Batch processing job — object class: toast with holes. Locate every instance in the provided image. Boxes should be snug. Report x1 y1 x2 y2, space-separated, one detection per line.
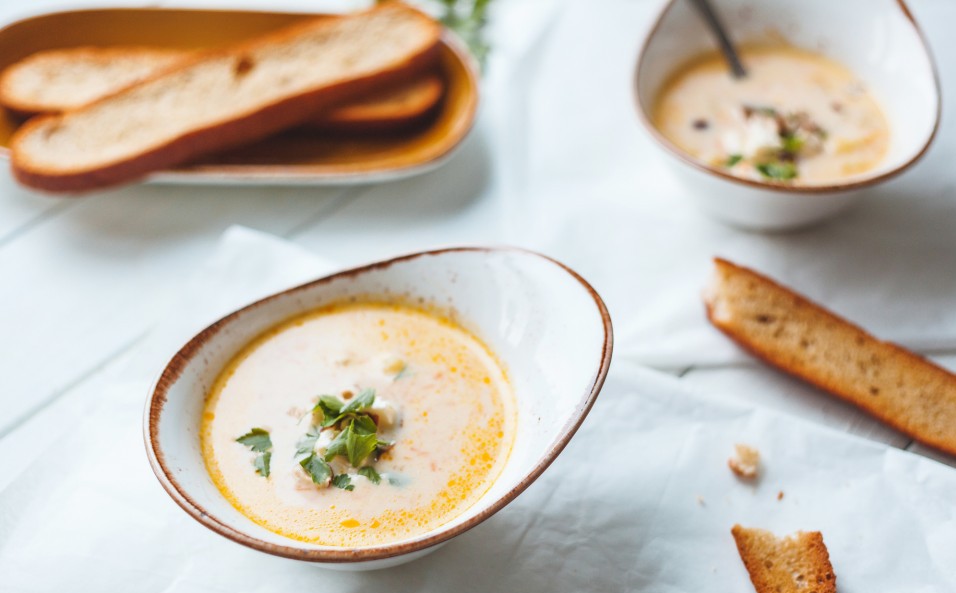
0 46 444 132
732 525 836 593
9 2 442 193
704 257 956 456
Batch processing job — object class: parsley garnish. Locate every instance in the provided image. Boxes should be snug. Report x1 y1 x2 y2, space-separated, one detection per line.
323 419 382 468
300 454 332 486
294 426 322 461
780 132 804 156
332 474 354 491
296 389 393 491
756 161 798 181
236 428 272 478
359 466 382 484
314 388 375 428
725 154 743 167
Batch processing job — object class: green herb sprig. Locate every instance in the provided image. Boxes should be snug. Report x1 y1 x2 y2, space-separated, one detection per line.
236 428 272 478
296 389 394 491
438 0 492 67
756 161 798 181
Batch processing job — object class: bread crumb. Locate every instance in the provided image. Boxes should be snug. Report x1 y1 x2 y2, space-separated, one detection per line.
728 443 760 479
777 490 784 501
696 495 706 507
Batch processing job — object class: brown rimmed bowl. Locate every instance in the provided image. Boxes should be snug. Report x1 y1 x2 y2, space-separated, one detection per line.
144 247 613 570
634 0 940 231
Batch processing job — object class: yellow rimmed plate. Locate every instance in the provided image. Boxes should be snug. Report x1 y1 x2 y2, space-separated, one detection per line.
0 8 479 186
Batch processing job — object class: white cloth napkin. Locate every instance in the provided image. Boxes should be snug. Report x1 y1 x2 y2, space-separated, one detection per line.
1 228 954 592
491 0 956 368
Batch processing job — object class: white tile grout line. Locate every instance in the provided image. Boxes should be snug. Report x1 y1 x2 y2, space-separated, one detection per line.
676 366 696 379
0 199 75 249
286 185 369 240
0 185 366 437
0 331 147 441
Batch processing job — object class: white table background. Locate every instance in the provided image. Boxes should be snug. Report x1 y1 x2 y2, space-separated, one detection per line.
1 0 955 587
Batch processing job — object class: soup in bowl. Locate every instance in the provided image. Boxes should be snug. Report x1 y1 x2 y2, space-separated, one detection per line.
145 247 612 570
634 0 939 230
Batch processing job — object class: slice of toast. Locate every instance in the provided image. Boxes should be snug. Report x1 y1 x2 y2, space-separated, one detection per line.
705 258 956 456
10 3 441 193
731 525 836 593
0 46 444 131
309 74 444 132
0 47 187 116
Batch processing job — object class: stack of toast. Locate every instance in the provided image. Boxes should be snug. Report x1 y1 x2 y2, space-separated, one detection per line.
0 3 447 193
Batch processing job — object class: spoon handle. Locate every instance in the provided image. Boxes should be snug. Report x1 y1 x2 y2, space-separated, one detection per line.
689 0 747 78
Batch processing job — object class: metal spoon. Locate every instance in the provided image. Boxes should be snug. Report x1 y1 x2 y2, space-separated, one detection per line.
689 0 747 78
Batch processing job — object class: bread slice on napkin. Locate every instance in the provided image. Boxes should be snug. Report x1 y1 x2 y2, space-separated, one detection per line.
10 2 441 193
704 257 956 456
732 525 836 593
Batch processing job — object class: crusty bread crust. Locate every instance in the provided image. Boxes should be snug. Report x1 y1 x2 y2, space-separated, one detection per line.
312 74 444 133
10 3 441 194
705 257 956 456
732 525 836 593
0 46 444 133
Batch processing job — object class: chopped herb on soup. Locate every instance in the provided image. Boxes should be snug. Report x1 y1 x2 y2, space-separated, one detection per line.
654 46 889 185
202 304 516 547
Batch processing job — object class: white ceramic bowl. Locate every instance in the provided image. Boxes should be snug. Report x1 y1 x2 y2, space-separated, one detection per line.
144 247 612 570
634 0 940 231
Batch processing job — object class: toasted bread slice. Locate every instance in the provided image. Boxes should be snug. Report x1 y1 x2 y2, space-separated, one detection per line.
310 74 444 132
705 258 956 456
0 47 187 116
0 46 444 131
732 525 836 593
10 3 441 193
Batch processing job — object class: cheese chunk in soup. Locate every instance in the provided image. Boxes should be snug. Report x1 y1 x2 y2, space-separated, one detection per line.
653 46 889 185
201 303 516 547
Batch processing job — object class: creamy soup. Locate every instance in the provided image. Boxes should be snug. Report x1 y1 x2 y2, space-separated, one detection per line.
201 303 516 547
652 46 889 185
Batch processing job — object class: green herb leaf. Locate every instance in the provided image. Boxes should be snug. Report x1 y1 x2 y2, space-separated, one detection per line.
358 466 382 485
433 0 493 67
253 451 271 478
323 428 349 463
725 154 743 167
332 474 354 491
300 454 332 485
780 133 804 155
341 388 375 415
351 414 378 436
236 428 272 453
345 422 380 468
756 161 798 181
237 428 272 478
295 427 322 461
315 395 344 427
